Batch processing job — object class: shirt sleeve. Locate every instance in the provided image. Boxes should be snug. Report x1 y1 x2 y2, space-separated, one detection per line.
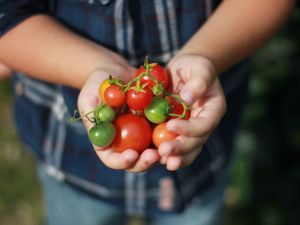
0 0 47 36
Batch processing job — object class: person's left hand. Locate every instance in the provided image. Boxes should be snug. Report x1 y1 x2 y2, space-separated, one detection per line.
158 54 226 171
78 65 160 173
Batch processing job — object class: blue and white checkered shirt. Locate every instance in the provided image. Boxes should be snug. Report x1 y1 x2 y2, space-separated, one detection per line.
1 0 250 215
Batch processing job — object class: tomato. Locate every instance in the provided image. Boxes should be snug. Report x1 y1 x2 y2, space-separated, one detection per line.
136 63 169 88
112 114 152 153
89 122 116 147
126 87 152 110
98 79 111 102
152 122 178 148
144 97 170 124
94 104 115 123
104 85 125 108
166 96 191 120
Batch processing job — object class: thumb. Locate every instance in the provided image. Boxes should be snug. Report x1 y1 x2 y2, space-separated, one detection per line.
179 61 216 105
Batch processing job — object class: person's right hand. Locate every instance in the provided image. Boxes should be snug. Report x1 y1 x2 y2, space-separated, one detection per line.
78 66 160 172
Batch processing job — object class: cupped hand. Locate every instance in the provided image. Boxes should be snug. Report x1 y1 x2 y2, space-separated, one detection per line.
159 54 226 171
78 66 160 172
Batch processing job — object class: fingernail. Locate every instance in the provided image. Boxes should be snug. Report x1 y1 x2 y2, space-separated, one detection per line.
166 121 177 132
181 91 194 105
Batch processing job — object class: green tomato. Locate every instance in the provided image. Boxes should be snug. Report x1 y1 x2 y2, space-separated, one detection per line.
88 122 116 147
95 104 115 123
144 97 170 124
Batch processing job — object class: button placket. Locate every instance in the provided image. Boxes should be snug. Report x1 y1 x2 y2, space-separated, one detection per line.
15 81 25 96
98 0 111 5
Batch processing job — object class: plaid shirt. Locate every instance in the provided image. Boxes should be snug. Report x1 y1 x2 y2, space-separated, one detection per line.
1 0 249 215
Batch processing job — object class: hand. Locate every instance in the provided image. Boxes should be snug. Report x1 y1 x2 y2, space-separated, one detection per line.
159 54 226 171
78 65 160 172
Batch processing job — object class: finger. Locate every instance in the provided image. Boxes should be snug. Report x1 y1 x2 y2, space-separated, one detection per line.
126 149 160 173
167 81 226 137
166 156 182 171
95 148 139 170
158 135 206 157
179 58 216 105
166 118 214 137
166 147 202 171
77 73 108 130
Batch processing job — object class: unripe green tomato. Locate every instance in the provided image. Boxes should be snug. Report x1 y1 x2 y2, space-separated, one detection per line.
95 104 115 123
89 122 116 147
144 97 170 124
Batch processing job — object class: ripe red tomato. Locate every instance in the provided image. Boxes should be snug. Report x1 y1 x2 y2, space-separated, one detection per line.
112 114 152 153
166 96 191 120
152 122 178 148
126 87 153 110
136 63 169 88
104 85 125 108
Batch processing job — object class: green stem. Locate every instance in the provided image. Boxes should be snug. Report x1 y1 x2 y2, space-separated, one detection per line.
167 93 190 119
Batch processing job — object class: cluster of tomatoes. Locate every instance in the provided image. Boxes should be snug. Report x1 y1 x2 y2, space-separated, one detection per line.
86 58 191 154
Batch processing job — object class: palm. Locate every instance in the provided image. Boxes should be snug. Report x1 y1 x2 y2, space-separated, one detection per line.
78 68 160 172
157 55 226 170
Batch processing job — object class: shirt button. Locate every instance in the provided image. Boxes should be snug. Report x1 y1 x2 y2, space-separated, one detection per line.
99 0 111 5
14 81 25 96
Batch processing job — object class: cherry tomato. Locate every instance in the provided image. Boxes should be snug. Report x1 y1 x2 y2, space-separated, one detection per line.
104 85 125 108
144 97 170 124
136 63 169 88
152 122 178 148
89 122 116 147
166 96 191 120
112 114 152 153
94 104 115 123
98 79 111 102
126 87 152 110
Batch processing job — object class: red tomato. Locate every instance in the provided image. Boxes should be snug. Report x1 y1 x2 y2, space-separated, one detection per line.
126 87 153 110
104 85 125 108
152 122 178 148
112 114 152 153
166 96 191 120
136 63 169 88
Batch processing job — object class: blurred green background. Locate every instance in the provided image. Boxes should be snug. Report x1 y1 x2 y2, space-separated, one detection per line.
1 10 300 225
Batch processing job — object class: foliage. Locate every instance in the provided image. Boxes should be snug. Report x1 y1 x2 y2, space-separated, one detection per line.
224 10 300 225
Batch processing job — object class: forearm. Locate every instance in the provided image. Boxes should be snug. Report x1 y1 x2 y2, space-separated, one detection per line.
0 15 127 89
177 0 295 74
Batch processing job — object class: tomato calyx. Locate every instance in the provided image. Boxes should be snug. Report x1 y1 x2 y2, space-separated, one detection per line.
69 103 116 125
93 103 115 124
151 83 165 96
107 74 124 87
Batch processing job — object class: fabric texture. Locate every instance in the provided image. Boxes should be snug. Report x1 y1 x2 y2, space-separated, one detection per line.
38 163 227 225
